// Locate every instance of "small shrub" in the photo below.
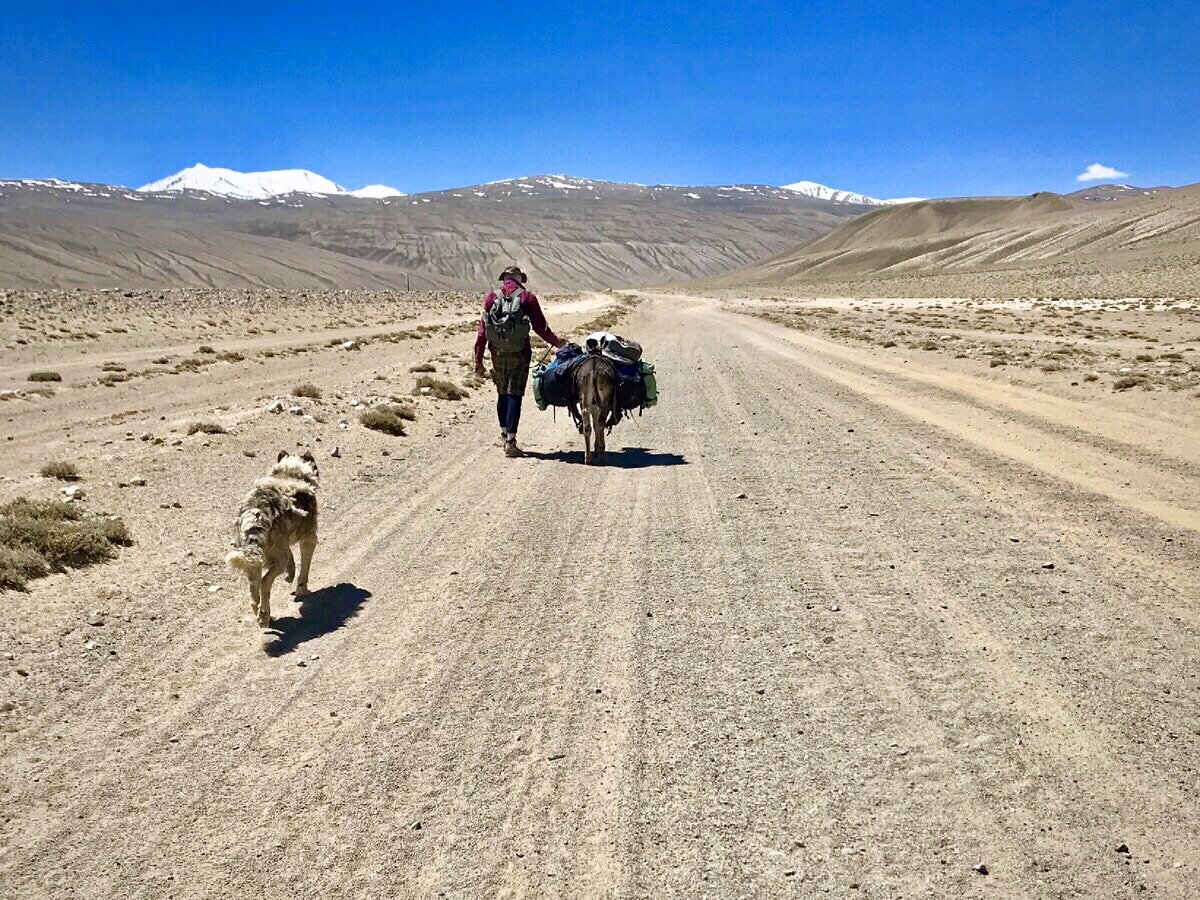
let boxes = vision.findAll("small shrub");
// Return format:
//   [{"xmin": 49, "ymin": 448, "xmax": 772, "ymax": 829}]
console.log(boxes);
[
  {"xmin": 0, "ymin": 498, "xmax": 132, "ymax": 591},
  {"xmin": 414, "ymin": 376, "xmax": 467, "ymax": 401},
  {"xmin": 186, "ymin": 421, "xmax": 227, "ymax": 436},
  {"xmin": 28, "ymin": 371, "xmax": 62, "ymax": 383},
  {"xmin": 197, "ymin": 345, "xmax": 216, "ymax": 354},
  {"xmin": 1113, "ymin": 376, "xmax": 1143, "ymax": 392},
  {"xmin": 40, "ymin": 461, "xmax": 79, "ymax": 481},
  {"xmin": 152, "ymin": 356, "xmax": 171, "ymax": 365},
  {"xmin": 291, "ymin": 382, "xmax": 322, "ymax": 399},
  {"xmin": 217, "ymin": 350, "xmax": 244, "ymax": 362},
  {"xmin": 409, "ymin": 362, "xmax": 437, "ymax": 373},
  {"xmin": 359, "ymin": 405, "xmax": 408, "ymax": 436},
  {"xmin": 1083, "ymin": 373, "xmax": 1099, "ymax": 383}
]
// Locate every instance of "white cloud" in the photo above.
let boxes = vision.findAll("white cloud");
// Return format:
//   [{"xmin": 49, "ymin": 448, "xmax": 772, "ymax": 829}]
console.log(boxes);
[{"xmin": 1077, "ymin": 162, "xmax": 1130, "ymax": 183}]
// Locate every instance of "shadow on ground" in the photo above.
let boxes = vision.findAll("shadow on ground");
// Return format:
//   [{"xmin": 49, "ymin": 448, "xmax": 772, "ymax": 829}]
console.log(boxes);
[
  {"xmin": 525, "ymin": 446, "xmax": 688, "ymax": 468},
  {"xmin": 263, "ymin": 582, "xmax": 371, "ymax": 657}
]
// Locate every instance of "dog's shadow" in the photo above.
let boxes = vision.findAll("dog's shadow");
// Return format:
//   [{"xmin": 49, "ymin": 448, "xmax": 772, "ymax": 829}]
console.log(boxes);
[
  {"xmin": 262, "ymin": 582, "xmax": 371, "ymax": 657},
  {"xmin": 525, "ymin": 446, "xmax": 688, "ymax": 468}
]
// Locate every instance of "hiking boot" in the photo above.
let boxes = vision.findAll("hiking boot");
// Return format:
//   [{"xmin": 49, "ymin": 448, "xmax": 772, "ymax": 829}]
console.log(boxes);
[{"xmin": 504, "ymin": 439, "xmax": 523, "ymax": 458}]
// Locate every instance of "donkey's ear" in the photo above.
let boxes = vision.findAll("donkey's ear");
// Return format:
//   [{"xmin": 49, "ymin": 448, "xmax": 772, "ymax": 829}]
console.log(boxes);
[{"xmin": 277, "ymin": 450, "xmax": 289, "ymax": 462}]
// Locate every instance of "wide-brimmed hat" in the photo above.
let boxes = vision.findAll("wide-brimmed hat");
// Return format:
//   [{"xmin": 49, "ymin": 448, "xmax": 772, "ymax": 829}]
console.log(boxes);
[{"xmin": 499, "ymin": 265, "xmax": 527, "ymax": 284}]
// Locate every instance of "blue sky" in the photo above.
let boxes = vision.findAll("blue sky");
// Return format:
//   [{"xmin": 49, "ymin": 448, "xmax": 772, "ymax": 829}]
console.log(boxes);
[{"xmin": 2, "ymin": 1, "xmax": 1197, "ymax": 196}]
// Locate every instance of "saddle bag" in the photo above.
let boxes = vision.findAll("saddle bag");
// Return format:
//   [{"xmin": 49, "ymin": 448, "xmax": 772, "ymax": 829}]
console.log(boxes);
[
  {"xmin": 615, "ymin": 363, "xmax": 647, "ymax": 412},
  {"xmin": 532, "ymin": 343, "xmax": 584, "ymax": 410},
  {"xmin": 602, "ymin": 335, "xmax": 642, "ymax": 364},
  {"xmin": 639, "ymin": 359, "xmax": 658, "ymax": 408}
]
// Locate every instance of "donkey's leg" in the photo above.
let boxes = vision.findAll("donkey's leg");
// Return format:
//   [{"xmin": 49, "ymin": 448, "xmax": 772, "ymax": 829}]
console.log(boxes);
[
  {"xmin": 594, "ymin": 408, "xmax": 607, "ymax": 463},
  {"xmin": 295, "ymin": 537, "xmax": 316, "ymax": 596},
  {"xmin": 581, "ymin": 404, "xmax": 593, "ymax": 465}
]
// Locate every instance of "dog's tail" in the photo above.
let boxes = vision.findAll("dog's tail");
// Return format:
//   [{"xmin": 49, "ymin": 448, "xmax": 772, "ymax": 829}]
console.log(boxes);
[
  {"xmin": 225, "ymin": 507, "xmax": 269, "ymax": 579},
  {"xmin": 225, "ymin": 547, "xmax": 263, "ymax": 576}
]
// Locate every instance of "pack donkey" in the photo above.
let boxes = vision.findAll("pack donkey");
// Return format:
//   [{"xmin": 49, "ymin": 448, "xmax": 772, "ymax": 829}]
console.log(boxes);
[{"xmin": 571, "ymin": 354, "xmax": 618, "ymax": 465}]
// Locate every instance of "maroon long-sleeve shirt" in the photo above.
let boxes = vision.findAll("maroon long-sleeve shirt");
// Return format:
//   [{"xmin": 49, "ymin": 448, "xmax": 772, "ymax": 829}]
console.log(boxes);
[{"xmin": 473, "ymin": 280, "xmax": 563, "ymax": 365}]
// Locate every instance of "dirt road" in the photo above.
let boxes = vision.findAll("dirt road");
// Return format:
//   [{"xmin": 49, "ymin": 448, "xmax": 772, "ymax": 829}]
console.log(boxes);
[{"xmin": 2, "ymin": 293, "xmax": 1198, "ymax": 898}]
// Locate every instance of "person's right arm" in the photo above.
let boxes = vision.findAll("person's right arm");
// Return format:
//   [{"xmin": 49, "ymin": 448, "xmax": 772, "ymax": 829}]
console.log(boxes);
[{"xmin": 474, "ymin": 292, "xmax": 496, "ymax": 373}]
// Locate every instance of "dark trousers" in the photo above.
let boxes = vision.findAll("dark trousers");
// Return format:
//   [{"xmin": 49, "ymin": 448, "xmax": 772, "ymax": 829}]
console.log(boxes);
[
  {"xmin": 490, "ymin": 347, "xmax": 530, "ymax": 437},
  {"xmin": 496, "ymin": 395, "xmax": 523, "ymax": 435}
]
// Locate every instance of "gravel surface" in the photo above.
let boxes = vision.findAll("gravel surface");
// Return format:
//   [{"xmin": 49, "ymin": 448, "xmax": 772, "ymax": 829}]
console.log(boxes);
[{"xmin": 1, "ymin": 291, "xmax": 1196, "ymax": 898}]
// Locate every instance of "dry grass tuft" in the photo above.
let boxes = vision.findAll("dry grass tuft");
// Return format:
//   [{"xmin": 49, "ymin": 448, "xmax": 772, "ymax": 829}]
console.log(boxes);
[
  {"xmin": 414, "ymin": 376, "xmax": 467, "ymax": 401},
  {"xmin": 409, "ymin": 362, "xmax": 437, "ymax": 373},
  {"xmin": 359, "ymin": 404, "xmax": 409, "ymax": 436},
  {"xmin": 28, "ymin": 371, "xmax": 62, "ymax": 383},
  {"xmin": 1113, "ymin": 376, "xmax": 1145, "ymax": 392},
  {"xmin": 40, "ymin": 461, "xmax": 80, "ymax": 481},
  {"xmin": 291, "ymin": 382, "xmax": 322, "ymax": 399},
  {"xmin": 0, "ymin": 498, "xmax": 132, "ymax": 591},
  {"xmin": 186, "ymin": 421, "xmax": 228, "ymax": 436}
]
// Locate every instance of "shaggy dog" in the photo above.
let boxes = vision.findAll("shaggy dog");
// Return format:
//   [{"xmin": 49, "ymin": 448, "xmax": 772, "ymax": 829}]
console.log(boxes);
[{"xmin": 226, "ymin": 450, "xmax": 319, "ymax": 627}]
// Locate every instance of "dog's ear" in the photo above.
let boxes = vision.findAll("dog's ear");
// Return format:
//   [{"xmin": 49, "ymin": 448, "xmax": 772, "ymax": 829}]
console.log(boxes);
[
  {"xmin": 277, "ymin": 450, "xmax": 289, "ymax": 462},
  {"xmin": 300, "ymin": 450, "xmax": 316, "ymax": 464}
]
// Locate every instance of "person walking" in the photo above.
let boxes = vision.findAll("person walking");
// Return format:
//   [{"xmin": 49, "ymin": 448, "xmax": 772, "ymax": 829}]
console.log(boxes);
[{"xmin": 474, "ymin": 265, "xmax": 565, "ymax": 457}]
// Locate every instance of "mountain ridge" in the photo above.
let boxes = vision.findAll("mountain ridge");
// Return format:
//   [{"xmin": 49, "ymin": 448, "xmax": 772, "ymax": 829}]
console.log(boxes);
[{"xmin": 0, "ymin": 172, "xmax": 870, "ymax": 290}]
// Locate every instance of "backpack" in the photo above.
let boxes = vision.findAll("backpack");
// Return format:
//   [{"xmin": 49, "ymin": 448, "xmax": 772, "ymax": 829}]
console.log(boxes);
[{"xmin": 484, "ymin": 288, "xmax": 531, "ymax": 353}]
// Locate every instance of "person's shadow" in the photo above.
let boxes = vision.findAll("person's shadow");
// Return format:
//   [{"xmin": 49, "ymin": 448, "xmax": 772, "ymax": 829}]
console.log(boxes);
[
  {"xmin": 524, "ymin": 446, "xmax": 688, "ymax": 468},
  {"xmin": 263, "ymin": 582, "xmax": 371, "ymax": 657}
]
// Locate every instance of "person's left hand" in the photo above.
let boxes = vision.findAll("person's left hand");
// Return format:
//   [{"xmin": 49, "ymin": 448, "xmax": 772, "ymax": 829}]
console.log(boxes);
[{"xmin": 475, "ymin": 362, "xmax": 486, "ymax": 377}]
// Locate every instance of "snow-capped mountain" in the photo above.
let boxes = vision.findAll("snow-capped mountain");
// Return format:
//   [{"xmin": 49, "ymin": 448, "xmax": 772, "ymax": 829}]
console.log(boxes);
[
  {"xmin": 139, "ymin": 164, "xmax": 346, "ymax": 199},
  {"xmin": 137, "ymin": 164, "xmax": 403, "ymax": 201},
  {"xmin": 780, "ymin": 180, "xmax": 923, "ymax": 206},
  {"xmin": 351, "ymin": 184, "xmax": 406, "ymax": 199}
]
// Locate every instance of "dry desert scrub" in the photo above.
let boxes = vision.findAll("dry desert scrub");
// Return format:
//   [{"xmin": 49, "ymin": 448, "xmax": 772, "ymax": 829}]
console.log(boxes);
[
  {"xmin": 291, "ymin": 382, "xmax": 322, "ymax": 399},
  {"xmin": 414, "ymin": 376, "xmax": 468, "ymax": 401},
  {"xmin": 359, "ymin": 404, "xmax": 409, "ymax": 436},
  {"xmin": 0, "ymin": 498, "xmax": 132, "ymax": 591},
  {"xmin": 409, "ymin": 362, "xmax": 437, "ymax": 373},
  {"xmin": 186, "ymin": 421, "xmax": 228, "ymax": 436},
  {"xmin": 40, "ymin": 461, "xmax": 80, "ymax": 481},
  {"xmin": 27, "ymin": 371, "xmax": 62, "ymax": 383},
  {"xmin": 1113, "ymin": 376, "xmax": 1146, "ymax": 392}
]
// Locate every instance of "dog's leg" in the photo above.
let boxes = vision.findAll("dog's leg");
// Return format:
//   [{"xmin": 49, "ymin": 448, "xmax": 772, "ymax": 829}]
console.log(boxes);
[
  {"xmin": 258, "ymin": 566, "xmax": 281, "ymax": 627},
  {"xmin": 284, "ymin": 549, "xmax": 296, "ymax": 583},
  {"xmin": 249, "ymin": 575, "xmax": 262, "ymax": 619},
  {"xmin": 295, "ymin": 538, "xmax": 316, "ymax": 596}
]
